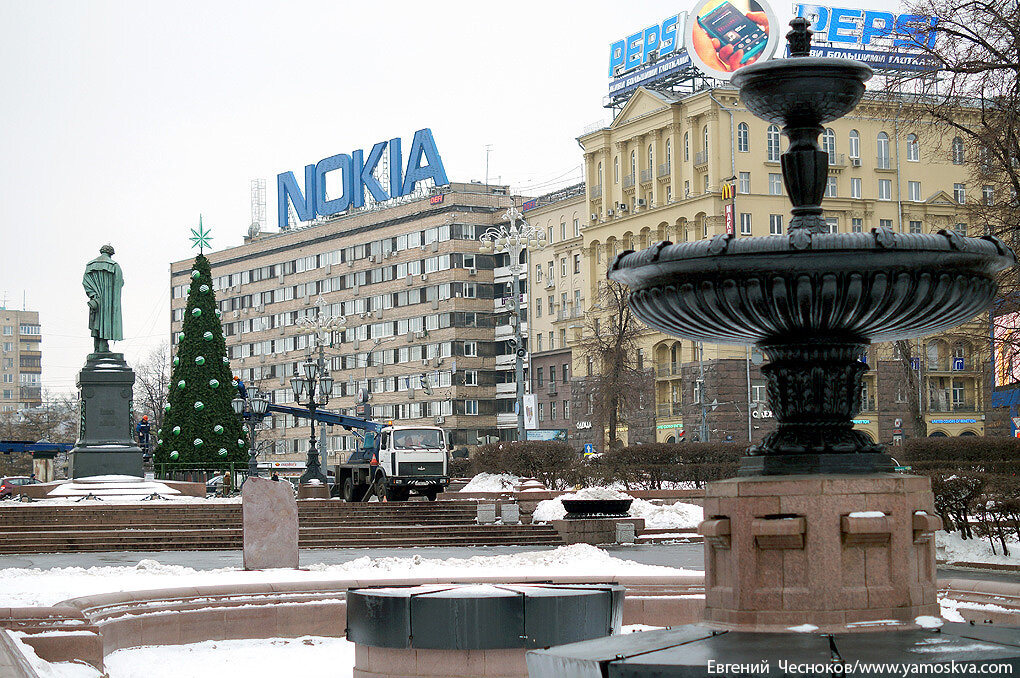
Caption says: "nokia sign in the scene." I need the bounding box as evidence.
[277,128,449,229]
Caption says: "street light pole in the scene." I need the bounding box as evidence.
[480,204,547,442]
[230,382,270,479]
[294,296,343,485]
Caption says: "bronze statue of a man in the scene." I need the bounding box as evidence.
[83,245,124,353]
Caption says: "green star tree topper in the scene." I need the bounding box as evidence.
[155,224,247,467]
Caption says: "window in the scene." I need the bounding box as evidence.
[665,139,672,170]
[878,179,892,200]
[3,343,11,352]
[538,403,545,422]
[769,214,783,235]
[766,124,781,161]
[703,125,709,152]
[952,137,964,164]
[573,218,580,237]
[647,144,653,173]
[954,222,968,236]
[560,222,566,240]
[534,264,542,282]
[684,180,690,197]
[563,400,570,419]
[573,254,581,274]
[849,129,860,159]
[983,185,994,205]
[547,262,553,280]
[879,218,893,229]
[825,176,837,197]
[597,162,602,187]
[560,258,567,277]
[909,220,922,234]
[614,157,619,183]
[537,367,544,387]
[562,363,569,383]
[908,181,921,202]
[463,341,477,357]
[740,213,752,235]
[825,217,838,233]
[683,132,689,161]
[737,122,749,152]
[1,327,11,336]
[464,370,478,386]
[703,174,709,192]
[768,173,782,195]
[850,177,862,198]
[550,401,557,420]
[954,183,966,204]
[537,334,543,352]
[876,132,892,169]
[3,374,12,383]
[547,226,553,244]
[852,218,864,233]
[822,128,836,163]
[739,171,750,194]
[751,380,767,403]
[535,297,542,318]
[906,134,919,162]
[548,331,554,350]
[952,379,965,406]
[630,150,636,177]
[465,399,478,415]
[549,365,556,383]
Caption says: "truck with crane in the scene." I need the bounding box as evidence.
[255,402,450,502]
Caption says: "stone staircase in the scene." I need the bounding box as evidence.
[0,501,564,553]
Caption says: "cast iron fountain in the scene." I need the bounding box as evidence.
[527,20,1019,677]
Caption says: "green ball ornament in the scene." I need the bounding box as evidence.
[194,401,204,411]
[222,356,229,364]
[209,379,219,389]
[173,357,180,367]
[213,424,224,434]
[172,426,181,436]
[203,331,213,341]
[178,332,185,341]
[177,380,186,389]
[164,403,171,412]
[191,270,201,280]
[157,438,163,446]
[157,428,162,436]
[169,450,179,460]
[192,308,202,317]
[218,448,228,457]
[238,439,245,448]
[200,285,210,293]
[214,309,221,318]
[195,356,205,366]
[193,438,203,447]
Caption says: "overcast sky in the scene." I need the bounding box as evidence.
[0,0,894,396]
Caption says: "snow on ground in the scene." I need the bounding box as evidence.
[8,632,354,678]
[458,472,520,493]
[936,530,1020,566]
[0,545,697,608]
[532,492,703,530]
[939,595,1015,623]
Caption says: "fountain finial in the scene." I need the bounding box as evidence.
[787,17,813,57]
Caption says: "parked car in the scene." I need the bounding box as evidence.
[205,474,226,494]
[0,476,38,500]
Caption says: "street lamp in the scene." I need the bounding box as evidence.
[479,204,547,441]
[231,386,270,478]
[291,357,333,485]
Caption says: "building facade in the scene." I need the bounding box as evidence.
[0,309,42,412]
[169,183,530,464]
[576,86,991,446]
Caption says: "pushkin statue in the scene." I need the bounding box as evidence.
[83,244,124,353]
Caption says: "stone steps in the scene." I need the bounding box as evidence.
[0,501,563,553]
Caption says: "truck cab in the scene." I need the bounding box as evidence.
[338,425,449,502]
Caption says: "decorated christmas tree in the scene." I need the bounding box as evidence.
[155,223,248,466]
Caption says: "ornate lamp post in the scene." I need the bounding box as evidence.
[480,205,547,441]
[230,387,270,478]
[291,297,345,485]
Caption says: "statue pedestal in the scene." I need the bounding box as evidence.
[69,353,143,479]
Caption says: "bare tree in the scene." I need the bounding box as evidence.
[576,281,648,447]
[0,391,78,444]
[134,342,170,434]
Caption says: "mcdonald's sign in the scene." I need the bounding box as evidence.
[722,181,736,235]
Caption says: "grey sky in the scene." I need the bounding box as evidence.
[0,0,891,396]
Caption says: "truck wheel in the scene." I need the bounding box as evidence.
[423,490,437,502]
[374,476,387,501]
[342,478,355,502]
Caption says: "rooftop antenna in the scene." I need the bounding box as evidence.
[0,291,8,310]
[485,145,493,187]
[250,179,266,238]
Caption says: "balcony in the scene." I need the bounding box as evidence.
[496,412,519,427]
[623,174,635,189]
[928,401,976,413]
[694,150,709,167]
[590,184,602,199]
[827,153,847,168]
[926,358,975,372]
[657,162,671,178]
[656,402,683,418]
[495,382,517,395]
[556,306,583,321]
[547,382,558,395]
[640,168,653,184]
[876,155,893,170]
[655,363,682,378]
[860,396,877,412]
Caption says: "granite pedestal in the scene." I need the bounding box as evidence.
[243,476,299,570]
[69,353,142,479]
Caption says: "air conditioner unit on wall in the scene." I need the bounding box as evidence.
[468,267,477,276]
[636,198,646,207]
[606,208,615,216]
[435,416,445,425]
[618,203,628,212]
[851,157,861,166]
[591,213,598,221]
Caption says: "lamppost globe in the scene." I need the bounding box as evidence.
[250,393,270,416]
[302,361,316,381]
[290,376,306,398]
[230,397,245,416]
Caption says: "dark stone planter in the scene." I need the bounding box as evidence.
[562,498,633,518]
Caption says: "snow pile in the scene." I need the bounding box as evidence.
[936,530,1020,566]
[459,473,521,493]
[0,545,695,608]
[532,492,703,529]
